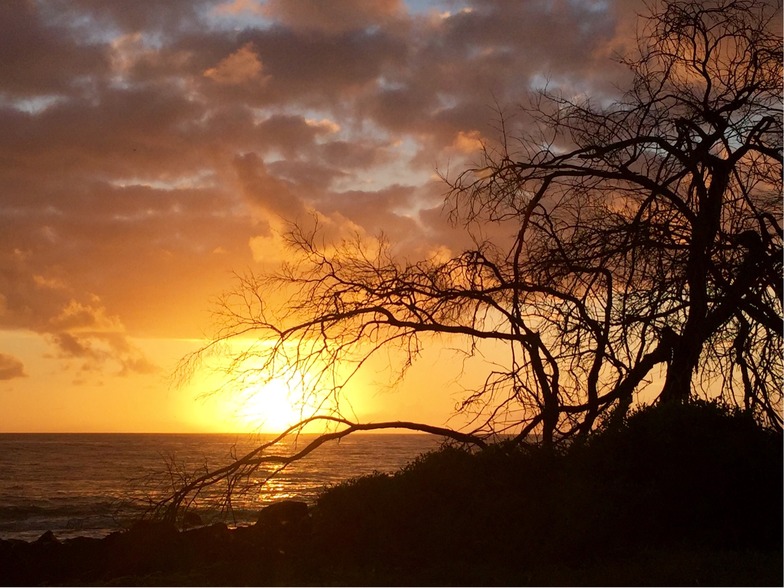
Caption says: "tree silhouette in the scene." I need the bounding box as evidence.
[445,0,782,437]
[164,0,781,519]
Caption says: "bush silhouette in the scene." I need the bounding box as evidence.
[575,400,783,551]
[310,401,782,581]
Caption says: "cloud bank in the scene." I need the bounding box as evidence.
[0,0,634,374]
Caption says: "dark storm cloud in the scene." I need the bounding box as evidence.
[0,0,633,371]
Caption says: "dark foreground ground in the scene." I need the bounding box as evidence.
[1,402,782,586]
[1,518,780,586]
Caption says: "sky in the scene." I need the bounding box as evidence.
[0,0,643,433]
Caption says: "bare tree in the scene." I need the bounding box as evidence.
[166,0,781,516]
[149,416,486,522]
[447,0,782,431]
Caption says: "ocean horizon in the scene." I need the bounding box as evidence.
[0,432,442,542]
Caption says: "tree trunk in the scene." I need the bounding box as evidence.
[659,335,699,403]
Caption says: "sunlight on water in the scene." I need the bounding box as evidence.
[0,433,441,541]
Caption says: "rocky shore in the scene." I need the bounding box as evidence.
[0,501,317,586]
[2,509,781,587]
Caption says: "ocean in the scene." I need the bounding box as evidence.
[0,433,442,542]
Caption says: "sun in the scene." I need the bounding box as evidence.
[234,378,314,433]
[187,344,343,434]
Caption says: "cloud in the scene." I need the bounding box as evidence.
[45,299,158,376]
[0,0,641,373]
[233,152,308,222]
[0,1,110,97]
[44,298,156,376]
[48,330,157,376]
[204,42,267,85]
[214,0,265,17]
[263,0,405,34]
[248,232,291,266]
[254,114,333,158]
[50,298,124,332]
[47,0,208,34]
[450,130,484,155]
[0,353,26,380]
[0,247,159,376]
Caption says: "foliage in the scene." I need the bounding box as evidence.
[309,402,782,583]
[577,399,783,549]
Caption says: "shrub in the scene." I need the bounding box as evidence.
[310,401,782,579]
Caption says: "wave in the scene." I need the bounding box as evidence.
[0,433,440,541]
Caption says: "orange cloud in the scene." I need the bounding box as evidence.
[451,130,483,154]
[0,353,26,380]
[204,43,267,85]
[263,0,404,33]
[214,0,265,16]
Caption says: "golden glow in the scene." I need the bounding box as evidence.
[172,340,345,434]
[234,378,313,433]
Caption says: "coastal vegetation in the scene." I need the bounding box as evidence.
[308,400,782,585]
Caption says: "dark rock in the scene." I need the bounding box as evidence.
[51,536,107,583]
[101,519,184,578]
[182,510,203,529]
[256,500,309,528]
[35,529,60,545]
[230,524,260,548]
[0,509,319,586]
[182,522,231,560]
[0,538,36,585]
[2,531,68,585]
[127,518,180,539]
[183,521,229,541]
